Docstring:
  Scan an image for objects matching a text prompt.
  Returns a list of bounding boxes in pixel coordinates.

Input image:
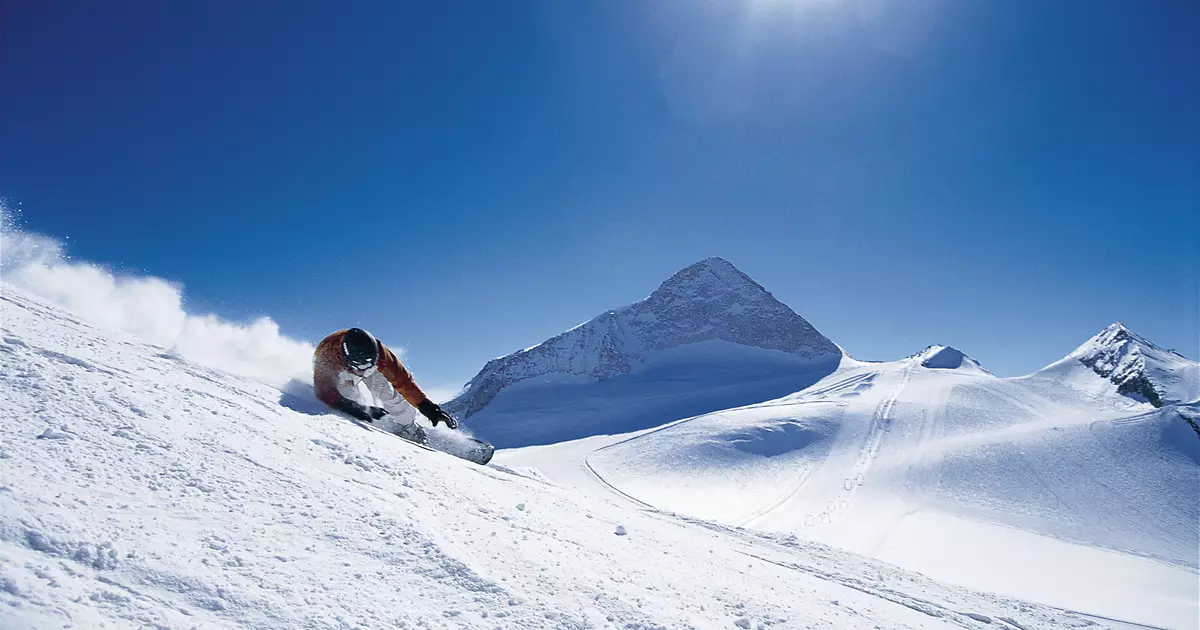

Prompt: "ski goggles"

[346,358,376,373]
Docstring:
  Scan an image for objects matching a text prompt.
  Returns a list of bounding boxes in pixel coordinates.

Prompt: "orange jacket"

[313,329,428,409]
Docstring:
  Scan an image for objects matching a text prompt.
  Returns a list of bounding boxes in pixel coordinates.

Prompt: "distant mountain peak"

[1095,322,1154,349]
[1079,322,1157,357]
[678,257,742,277]
[448,258,841,418]
[915,345,990,373]
[651,257,769,300]
[1059,323,1197,407]
[688,256,737,271]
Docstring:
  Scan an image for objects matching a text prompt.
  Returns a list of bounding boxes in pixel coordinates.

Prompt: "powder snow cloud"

[0,205,314,387]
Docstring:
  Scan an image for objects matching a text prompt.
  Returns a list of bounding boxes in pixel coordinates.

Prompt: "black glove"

[417,399,459,430]
[334,397,387,423]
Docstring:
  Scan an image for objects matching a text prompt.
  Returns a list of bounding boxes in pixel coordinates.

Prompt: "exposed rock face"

[1070,323,1193,407]
[448,258,841,417]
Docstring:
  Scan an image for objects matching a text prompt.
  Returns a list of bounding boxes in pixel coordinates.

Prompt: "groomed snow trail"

[0,287,1102,630]
[742,362,915,531]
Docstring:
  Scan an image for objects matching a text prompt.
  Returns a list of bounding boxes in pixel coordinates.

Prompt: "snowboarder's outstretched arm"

[373,341,428,408]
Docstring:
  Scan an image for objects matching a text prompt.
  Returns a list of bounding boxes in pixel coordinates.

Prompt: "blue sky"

[2,1,1196,393]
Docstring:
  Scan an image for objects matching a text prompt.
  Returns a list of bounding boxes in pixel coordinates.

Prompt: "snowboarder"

[313,328,459,445]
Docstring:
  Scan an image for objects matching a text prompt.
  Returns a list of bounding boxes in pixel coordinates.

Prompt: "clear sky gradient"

[3,1,1197,394]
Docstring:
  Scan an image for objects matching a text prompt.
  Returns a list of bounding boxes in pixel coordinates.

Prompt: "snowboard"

[427,428,495,466]
[351,418,494,466]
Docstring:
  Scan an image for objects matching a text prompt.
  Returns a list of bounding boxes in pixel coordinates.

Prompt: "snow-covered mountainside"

[1033,322,1199,406]
[452,257,839,416]
[917,345,989,373]
[449,258,842,447]
[1,286,1104,630]
[500,332,1200,630]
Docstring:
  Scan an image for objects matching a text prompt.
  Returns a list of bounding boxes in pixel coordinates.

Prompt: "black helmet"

[342,328,379,371]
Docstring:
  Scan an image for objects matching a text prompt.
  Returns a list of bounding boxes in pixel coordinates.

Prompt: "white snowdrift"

[0,285,1102,629]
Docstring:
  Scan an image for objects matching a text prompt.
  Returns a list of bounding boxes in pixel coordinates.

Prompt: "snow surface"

[448,257,841,439]
[501,351,1200,629]
[0,286,1112,629]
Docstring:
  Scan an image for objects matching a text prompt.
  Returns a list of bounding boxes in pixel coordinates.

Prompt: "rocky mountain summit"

[448,258,840,417]
[1050,323,1198,407]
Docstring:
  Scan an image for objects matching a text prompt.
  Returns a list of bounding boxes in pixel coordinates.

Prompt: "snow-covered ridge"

[916,345,990,374]
[448,257,840,417]
[1041,322,1199,406]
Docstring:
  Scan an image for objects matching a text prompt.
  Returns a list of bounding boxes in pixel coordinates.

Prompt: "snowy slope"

[449,258,842,447]
[0,286,1107,630]
[501,339,1200,629]
[1031,322,1199,406]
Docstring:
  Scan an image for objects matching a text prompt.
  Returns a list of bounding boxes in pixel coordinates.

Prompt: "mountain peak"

[652,257,767,300]
[913,345,991,374]
[1094,322,1156,350]
[448,259,841,418]
[1053,323,1198,407]
[689,256,737,271]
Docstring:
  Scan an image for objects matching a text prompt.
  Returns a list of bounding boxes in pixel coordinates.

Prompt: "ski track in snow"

[0,286,1114,629]
[778,361,915,531]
